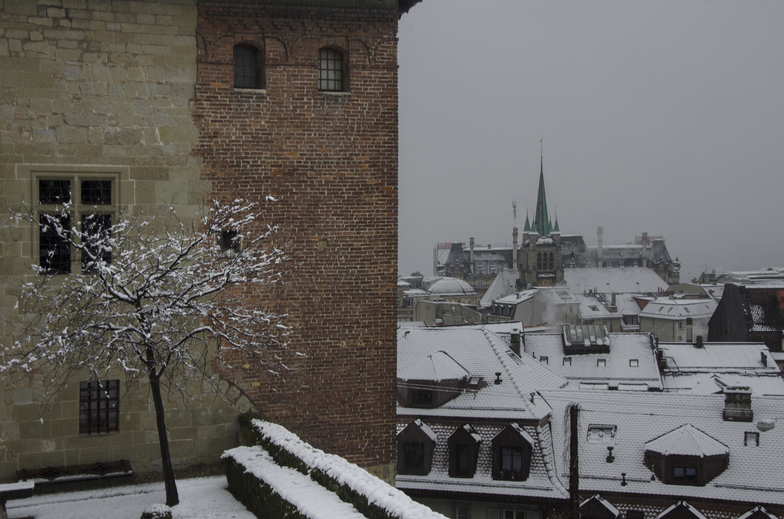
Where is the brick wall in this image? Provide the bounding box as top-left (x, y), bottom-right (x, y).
top-left (194, 3), bottom-right (398, 475)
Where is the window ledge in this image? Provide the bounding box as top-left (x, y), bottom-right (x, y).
top-left (319, 91), bottom-right (351, 96)
top-left (233, 88), bottom-right (267, 94)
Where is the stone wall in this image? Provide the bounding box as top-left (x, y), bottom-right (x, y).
top-left (0, 0), bottom-right (248, 482)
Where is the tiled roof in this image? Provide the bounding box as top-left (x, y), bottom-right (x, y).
top-left (539, 390), bottom-right (784, 506)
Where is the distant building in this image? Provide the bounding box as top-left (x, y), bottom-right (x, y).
top-left (434, 157), bottom-right (681, 295)
top-left (708, 283), bottom-right (784, 354)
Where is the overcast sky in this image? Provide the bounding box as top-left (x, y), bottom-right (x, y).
top-left (397, 0), bottom-right (784, 283)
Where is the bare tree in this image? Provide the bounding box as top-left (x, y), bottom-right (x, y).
top-left (1, 199), bottom-right (289, 506)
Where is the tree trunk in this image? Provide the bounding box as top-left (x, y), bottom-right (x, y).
top-left (150, 373), bottom-right (179, 507)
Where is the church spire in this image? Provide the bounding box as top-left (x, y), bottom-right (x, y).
top-left (533, 145), bottom-right (551, 236)
top-left (523, 211), bottom-right (531, 232)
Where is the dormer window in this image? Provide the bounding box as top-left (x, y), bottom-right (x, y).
top-left (397, 419), bottom-right (436, 476)
top-left (448, 424), bottom-right (481, 478)
top-left (491, 424), bottom-right (534, 481)
top-left (644, 424), bottom-right (729, 486)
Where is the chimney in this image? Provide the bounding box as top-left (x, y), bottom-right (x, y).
top-left (510, 327), bottom-right (522, 356)
top-left (512, 227), bottom-right (519, 269)
top-left (641, 232), bottom-right (648, 268)
top-left (761, 351), bottom-right (768, 367)
top-left (597, 226), bottom-right (604, 268)
top-left (686, 317), bottom-right (693, 343)
top-left (469, 237), bottom-right (475, 276)
top-left (695, 335), bottom-right (703, 348)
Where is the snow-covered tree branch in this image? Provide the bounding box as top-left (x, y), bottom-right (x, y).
top-left (1, 198), bottom-right (290, 506)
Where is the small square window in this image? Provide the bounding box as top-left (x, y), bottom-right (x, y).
top-left (563, 357), bottom-right (571, 366)
top-left (219, 229), bottom-right (241, 253)
top-left (539, 356), bottom-right (549, 365)
top-left (597, 358), bottom-right (607, 367)
top-left (629, 359), bottom-right (639, 367)
top-left (745, 431), bottom-right (760, 446)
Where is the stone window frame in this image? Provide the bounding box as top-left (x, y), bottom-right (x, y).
top-left (22, 165), bottom-right (126, 276)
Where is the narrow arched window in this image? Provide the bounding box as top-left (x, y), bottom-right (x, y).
top-left (548, 252), bottom-right (554, 270)
top-left (234, 44), bottom-right (263, 89)
top-left (536, 253), bottom-right (542, 270)
top-left (319, 48), bottom-right (344, 92)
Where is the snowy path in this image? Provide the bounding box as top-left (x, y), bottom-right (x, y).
top-left (6, 476), bottom-right (256, 519)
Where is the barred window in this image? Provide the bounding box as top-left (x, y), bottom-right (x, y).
top-left (319, 48), bottom-right (344, 92)
top-left (79, 380), bottom-right (119, 434)
top-left (234, 44), bottom-right (263, 89)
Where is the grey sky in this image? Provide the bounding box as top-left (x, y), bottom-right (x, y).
top-left (397, 0), bottom-right (784, 283)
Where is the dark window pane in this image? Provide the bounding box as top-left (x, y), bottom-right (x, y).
top-left (234, 45), bottom-right (261, 89)
top-left (404, 442), bottom-right (425, 470)
top-left (81, 180), bottom-right (112, 205)
top-left (319, 48), bottom-right (343, 91)
top-left (39, 179), bottom-right (71, 204)
top-left (40, 213), bottom-right (71, 274)
top-left (81, 213), bottom-right (112, 272)
top-left (79, 380), bottom-right (119, 434)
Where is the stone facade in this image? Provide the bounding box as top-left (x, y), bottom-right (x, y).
top-left (1, 0), bottom-right (400, 482)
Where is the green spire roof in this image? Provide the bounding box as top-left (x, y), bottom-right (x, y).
top-left (533, 154), bottom-right (551, 236)
top-left (523, 212), bottom-right (531, 232)
top-left (553, 217), bottom-right (560, 233)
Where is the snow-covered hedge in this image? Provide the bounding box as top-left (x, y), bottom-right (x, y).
top-left (227, 417), bottom-right (446, 519)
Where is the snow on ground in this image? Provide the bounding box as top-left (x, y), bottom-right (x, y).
top-left (6, 476), bottom-right (256, 519)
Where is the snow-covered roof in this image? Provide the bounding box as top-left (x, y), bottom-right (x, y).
top-left (428, 277), bottom-right (476, 296)
top-left (480, 269), bottom-right (522, 308)
top-left (398, 351), bottom-right (469, 382)
top-left (644, 424), bottom-right (729, 457)
top-left (523, 333), bottom-right (662, 390)
top-left (540, 389), bottom-right (784, 506)
top-left (662, 373), bottom-right (784, 396)
top-left (494, 289), bottom-right (537, 305)
top-left (638, 297), bottom-right (717, 320)
top-left (658, 342), bottom-right (784, 395)
top-left (563, 267), bottom-right (667, 295)
top-left (397, 326), bottom-right (568, 421)
top-left (575, 294), bottom-right (614, 319)
top-left (658, 343), bottom-right (779, 373)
